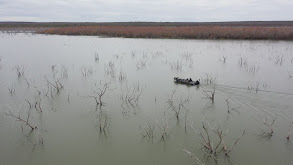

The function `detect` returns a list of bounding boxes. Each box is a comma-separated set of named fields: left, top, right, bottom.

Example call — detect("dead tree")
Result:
left=219, top=56, right=227, bottom=63
left=200, top=122, right=213, bottom=152
left=8, top=84, right=15, bottom=95
left=81, top=66, right=93, bottom=77
left=202, top=74, right=216, bottom=84
left=158, top=120, right=170, bottom=142
left=191, top=121, right=213, bottom=153
left=118, top=70, right=127, bottom=82
left=95, top=52, right=99, bottom=62
left=44, top=67, right=64, bottom=94
left=212, top=127, right=224, bottom=153
left=225, top=130, right=247, bottom=156
left=263, top=115, right=277, bottom=136
left=141, top=122, right=155, bottom=143
left=203, top=87, right=215, bottom=103
left=191, top=120, right=246, bottom=156
left=120, top=82, right=143, bottom=107
left=167, top=90, right=190, bottom=121
left=96, top=82, right=109, bottom=107
left=14, top=65, right=25, bottom=77
left=89, top=82, right=110, bottom=107
left=5, top=111, right=37, bottom=130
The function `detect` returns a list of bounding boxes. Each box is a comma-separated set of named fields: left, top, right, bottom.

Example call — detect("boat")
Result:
left=174, top=77, right=200, bottom=86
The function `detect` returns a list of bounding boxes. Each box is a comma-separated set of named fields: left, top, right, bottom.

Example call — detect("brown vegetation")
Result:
left=40, top=25, right=293, bottom=40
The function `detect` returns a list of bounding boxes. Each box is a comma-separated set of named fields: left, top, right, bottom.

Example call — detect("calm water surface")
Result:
left=0, top=33, right=293, bottom=165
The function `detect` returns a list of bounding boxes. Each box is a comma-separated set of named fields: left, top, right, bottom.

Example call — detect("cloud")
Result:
left=0, top=0, right=292, bottom=22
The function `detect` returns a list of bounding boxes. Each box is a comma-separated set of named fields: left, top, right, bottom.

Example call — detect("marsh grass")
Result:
left=41, top=26, right=293, bottom=40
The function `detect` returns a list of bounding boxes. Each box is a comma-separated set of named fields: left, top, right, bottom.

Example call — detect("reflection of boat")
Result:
left=174, top=77, right=200, bottom=86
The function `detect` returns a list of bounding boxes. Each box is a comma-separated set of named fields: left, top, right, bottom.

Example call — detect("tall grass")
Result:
left=41, top=25, right=293, bottom=40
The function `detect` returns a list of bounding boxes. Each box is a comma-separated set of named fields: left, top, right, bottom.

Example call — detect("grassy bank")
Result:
left=41, top=25, right=293, bottom=40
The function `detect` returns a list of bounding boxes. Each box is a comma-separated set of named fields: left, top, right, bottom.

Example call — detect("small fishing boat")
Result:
left=174, top=77, right=200, bottom=86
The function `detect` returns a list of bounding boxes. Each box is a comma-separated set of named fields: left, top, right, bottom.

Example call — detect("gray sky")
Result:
left=0, top=0, right=292, bottom=22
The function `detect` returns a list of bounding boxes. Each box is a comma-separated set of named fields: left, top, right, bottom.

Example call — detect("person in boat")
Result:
left=195, top=79, right=200, bottom=85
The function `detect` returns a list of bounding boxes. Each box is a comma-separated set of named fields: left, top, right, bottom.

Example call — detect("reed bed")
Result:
left=41, top=25, right=293, bottom=40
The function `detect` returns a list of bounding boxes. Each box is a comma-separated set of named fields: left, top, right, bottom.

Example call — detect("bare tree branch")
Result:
left=5, top=111, right=37, bottom=130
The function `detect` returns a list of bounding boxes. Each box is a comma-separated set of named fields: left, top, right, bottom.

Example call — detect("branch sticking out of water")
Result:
left=8, top=84, right=15, bottom=95
left=88, top=82, right=110, bottom=108
left=225, top=130, right=247, bottom=156
left=34, top=98, right=42, bottom=113
left=45, top=66, right=64, bottom=94
left=118, top=69, right=127, bottom=82
left=203, top=87, right=216, bottom=103
left=167, top=90, right=190, bottom=121
left=262, top=114, right=277, bottom=136
left=24, top=77, right=30, bottom=88
left=5, top=111, right=37, bottom=130
left=202, top=74, right=216, bottom=84
left=104, top=61, right=116, bottom=78
left=96, top=110, right=111, bottom=136
left=95, top=52, right=99, bottom=62
left=14, top=65, right=25, bottom=78
left=81, top=66, right=93, bottom=77
left=191, top=120, right=246, bottom=157
left=120, top=82, right=143, bottom=107
left=141, top=122, right=155, bottom=143
left=226, top=98, right=240, bottom=114
left=287, top=122, right=293, bottom=140
left=158, top=120, right=170, bottom=142
left=25, top=99, right=32, bottom=109
left=219, top=56, right=227, bottom=63
left=170, top=59, right=183, bottom=70
left=182, top=148, right=206, bottom=165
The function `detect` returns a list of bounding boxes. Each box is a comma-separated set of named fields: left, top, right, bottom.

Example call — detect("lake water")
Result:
left=1, top=33, right=293, bottom=165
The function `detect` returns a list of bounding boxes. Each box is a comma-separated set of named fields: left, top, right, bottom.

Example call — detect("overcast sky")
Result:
left=0, top=0, right=292, bottom=22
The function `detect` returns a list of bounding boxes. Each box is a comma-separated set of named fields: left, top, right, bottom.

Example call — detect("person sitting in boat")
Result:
left=195, top=79, right=200, bottom=85
left=188, top=78, right=192, bottom=82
